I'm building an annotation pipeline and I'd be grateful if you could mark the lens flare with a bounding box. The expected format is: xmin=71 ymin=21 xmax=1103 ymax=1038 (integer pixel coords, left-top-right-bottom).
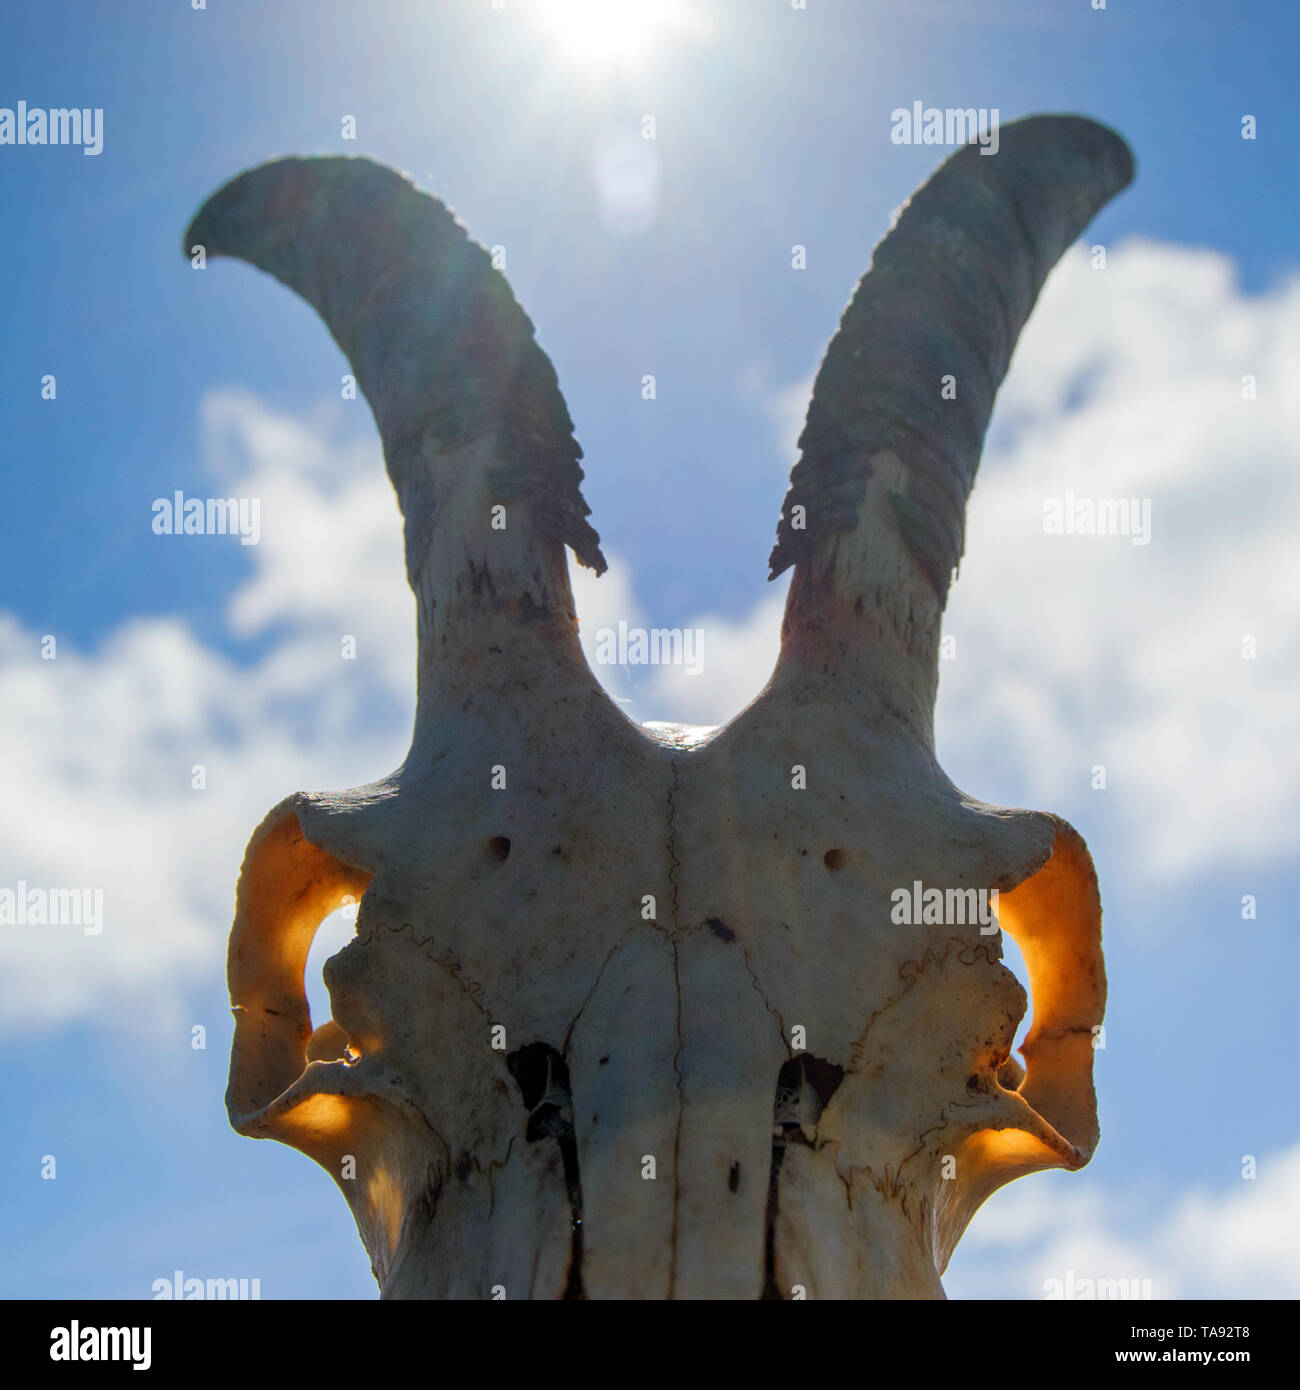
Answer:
xmin=537 ymin=0 xmax=690 ymax=64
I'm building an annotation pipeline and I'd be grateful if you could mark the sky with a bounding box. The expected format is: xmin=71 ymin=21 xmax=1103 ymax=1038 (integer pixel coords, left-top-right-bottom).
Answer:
xmin=1 ymin=0 xmax=1297 ymax=1300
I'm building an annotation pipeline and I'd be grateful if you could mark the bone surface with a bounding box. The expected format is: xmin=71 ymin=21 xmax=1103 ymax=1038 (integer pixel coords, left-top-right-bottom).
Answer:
xmin=189 ymin=114 xmax=1130 ymax=1299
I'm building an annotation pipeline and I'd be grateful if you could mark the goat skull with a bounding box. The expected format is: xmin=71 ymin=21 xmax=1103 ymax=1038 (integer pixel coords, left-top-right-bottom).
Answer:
xmin=189 ymin=114 xmax=1131 ymax=1298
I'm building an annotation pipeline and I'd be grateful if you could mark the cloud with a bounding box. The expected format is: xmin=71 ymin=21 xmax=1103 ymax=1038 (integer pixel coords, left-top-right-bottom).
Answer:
xmin=735 ymin=359 xmax=815 ymax=472
xmin=946 ymin=1141 xmax=1300 ymax=1300
xmin=636 ymin=587 xmax=787 ymax=727
xmin=764 ymin=238 xmax=1300 ymax=882
xmin=571 ymin=556 xmax=788 ymax=729
xmin=0 ymin=390 xmax=413 ymax=1033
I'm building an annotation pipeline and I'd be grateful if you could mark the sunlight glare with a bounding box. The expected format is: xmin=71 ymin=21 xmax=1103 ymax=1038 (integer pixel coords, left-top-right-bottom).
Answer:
xmin=538 ymin=0 xmax=690 ymax=65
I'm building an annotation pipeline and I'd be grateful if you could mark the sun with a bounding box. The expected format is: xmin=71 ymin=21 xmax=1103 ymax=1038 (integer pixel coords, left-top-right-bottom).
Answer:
xmin=537 ymin=0 xmax=690 ymax=65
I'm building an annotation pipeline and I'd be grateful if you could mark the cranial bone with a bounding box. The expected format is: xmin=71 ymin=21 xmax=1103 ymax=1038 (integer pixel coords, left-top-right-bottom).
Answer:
xmin=188 ymin=114 xmax=1131 ymax=1299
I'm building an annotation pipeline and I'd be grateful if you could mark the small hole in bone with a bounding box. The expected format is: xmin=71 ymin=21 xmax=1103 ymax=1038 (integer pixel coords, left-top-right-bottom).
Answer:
xmin=487 ymin=835 xmax=512 ymax=861
xmin=823 ymin=848 xmax=846 ymax=870
xmin=773 ymin=1053 xmax=845 ymax=1135
xmin=506 ymin=1042 xmax=572 ymax=1134
xmin=304 ymin=903 xmax=360 ymax=1035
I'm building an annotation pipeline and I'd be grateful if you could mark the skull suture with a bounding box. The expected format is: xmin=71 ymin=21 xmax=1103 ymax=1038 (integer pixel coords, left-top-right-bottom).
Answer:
xmin=192 ymin=114 xmax=1130 ymax=1299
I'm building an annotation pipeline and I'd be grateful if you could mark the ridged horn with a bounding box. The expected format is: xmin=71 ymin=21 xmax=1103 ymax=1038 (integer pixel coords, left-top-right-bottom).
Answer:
xmin=769 ymin=115 xmax=1133 ymax=603
xmin=184 ymin=155 xmax=606 ymax=583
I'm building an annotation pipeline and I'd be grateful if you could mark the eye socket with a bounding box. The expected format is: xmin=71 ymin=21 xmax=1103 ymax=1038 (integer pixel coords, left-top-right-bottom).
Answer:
xmin=487 ymin=836 xmax=512 ymax=861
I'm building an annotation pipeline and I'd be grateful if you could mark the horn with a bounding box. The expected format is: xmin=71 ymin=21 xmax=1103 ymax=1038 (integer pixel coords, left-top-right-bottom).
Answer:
xmin=767 ymin=115 xmax=1133 ymax=738
xmin=185 ymin=156 xmax=606 ymax=696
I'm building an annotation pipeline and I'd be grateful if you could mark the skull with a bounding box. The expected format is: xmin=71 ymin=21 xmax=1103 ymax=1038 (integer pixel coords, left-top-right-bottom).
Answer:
xmin=192 ymin=114 xmax=1130 ymax=1298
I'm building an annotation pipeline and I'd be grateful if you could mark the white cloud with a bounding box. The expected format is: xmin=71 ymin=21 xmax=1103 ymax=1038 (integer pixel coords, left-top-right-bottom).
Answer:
xmin=0 ymin=391 xmax=413 ymax=1033
xmin=764 ymin=239 xmax=1300 ymax=881
xmin=570 ymin=549 xmax=648 ymax=720
xmin=946 ymin=1141 xmax=1300 ymax=1300
xmin=974 ymin=243 xmax=1299 ymax=876
xmin=637 ymin=587 xmax=786 ymax=727
xmin=735 ymin=359 xmax=814 ymax=471
xmin=572 ymin=555 xmax=788 ymax=729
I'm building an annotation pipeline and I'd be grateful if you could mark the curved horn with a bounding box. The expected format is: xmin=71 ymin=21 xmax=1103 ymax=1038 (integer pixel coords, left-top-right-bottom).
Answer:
xmin=185 ymin=157 xmax=605 ymax=695
xmin=186 ymin=155 xmax=604 ymax=577
xmin=766 ymin=116 xmax=1132 ymax=734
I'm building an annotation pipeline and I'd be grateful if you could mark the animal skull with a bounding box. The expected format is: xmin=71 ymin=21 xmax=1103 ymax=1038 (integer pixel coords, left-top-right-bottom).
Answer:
xmin=190 ymin=114 xmax=1131 ymax=1299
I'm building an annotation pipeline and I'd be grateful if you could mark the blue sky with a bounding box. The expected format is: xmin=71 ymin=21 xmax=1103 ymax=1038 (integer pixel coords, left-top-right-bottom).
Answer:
xmin=1 ymin=0 xmax=1297 ymax=1299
